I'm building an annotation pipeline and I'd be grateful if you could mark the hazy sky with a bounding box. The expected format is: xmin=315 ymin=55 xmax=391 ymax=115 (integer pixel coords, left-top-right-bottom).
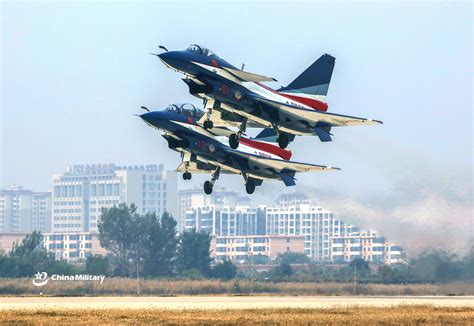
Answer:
xmin=1 ymin=1 xmax=472 ymax=250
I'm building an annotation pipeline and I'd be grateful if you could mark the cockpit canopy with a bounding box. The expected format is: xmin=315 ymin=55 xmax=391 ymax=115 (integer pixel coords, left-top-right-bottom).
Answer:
xmin=185 ymin=44 xmax=216 ymax=57
xmin=165 ymin=103 xmax=204 ymax=119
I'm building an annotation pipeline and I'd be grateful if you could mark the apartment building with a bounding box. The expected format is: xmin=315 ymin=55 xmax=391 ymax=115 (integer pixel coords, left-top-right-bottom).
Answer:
xmin=43 ymin=232 xmax=107 ymax=261
xmin=0 ymin=185 xmax=51 ymax=233
xmin=51 ymin=163 xmax=177 ymax=233
xmin=211 ymin=235 xmax=305 ymax=262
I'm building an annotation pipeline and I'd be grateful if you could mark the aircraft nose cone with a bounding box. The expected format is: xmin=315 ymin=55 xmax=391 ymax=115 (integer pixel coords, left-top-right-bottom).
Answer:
xmin=157 ymin=51 xmax=183 ymax=68
xmin=140 ymin=112 xmax=154 ymax=123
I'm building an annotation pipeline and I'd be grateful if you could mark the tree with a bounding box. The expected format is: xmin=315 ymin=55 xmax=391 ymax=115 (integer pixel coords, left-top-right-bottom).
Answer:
xmin=307 ymin=263 xmax=333 ymax=282
xmin=461 ymin=246 xmax=474 ymax=280
xmin=271 ymin=262 xmax=293 ymax=278
xmin=98 ymin=203 xmax=139 ymax=276
xmin=252 ymin=254 xmax=270 ymax=265
xmin=139 ymin=211 xmax=178 ymax=277
xmin=349 ymin=258 xmax=371 ymax=277
xmin=0 ymin=231 xmax=72 ymax=277
xmin=277 ymin=252 xmax=310 ymax=265
xmin=85 ymin=255 xmax=110 ymax=276
xmin=212 ymin=260 xmax=237 ymax=280
xmin=177 ymin=229 xmax=212 ymax=276
xmin=10 ymin=231 xmax=43 ymax=257
xmin=411 ymin=249 xmax=462 ymax=282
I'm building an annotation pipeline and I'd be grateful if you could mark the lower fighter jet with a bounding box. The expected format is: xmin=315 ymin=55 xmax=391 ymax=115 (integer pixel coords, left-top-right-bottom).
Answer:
xmin=139 ymin=103 xmax=339 ymax=194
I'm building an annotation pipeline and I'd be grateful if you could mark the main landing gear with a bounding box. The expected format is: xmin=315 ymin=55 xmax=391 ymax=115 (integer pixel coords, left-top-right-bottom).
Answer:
xmin=277 ymin=133 xmax=289 ymax=149
xmin=182 ymin=172 xmax=192 ymax=180
xmin=203 ymin=167 xmax=221 ymax=195
xmin=269 ymin=123 xmax=289 ymax=149
xmin=229 ymin=118 xmax=247 ymax=149
xmin=243 ymin=173 xmax=256 ymax=194
xmin=245 ymin=180 xmax=256 ymax=194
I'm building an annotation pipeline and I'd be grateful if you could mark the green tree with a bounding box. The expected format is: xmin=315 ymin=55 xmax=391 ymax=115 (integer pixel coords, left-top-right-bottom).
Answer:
xmin=461 ymin=246 xmax=474 ymax=280
xmin=271 ymin=262 xmax=293 ymax=278
xmin=0 ymin=231 xmax=70 ymax=277
xmin=307 ymin=263 xmax=333 ymax=282
xmin=277 ymin=252 xmax=310 ymax=265
xmin=376 ymin=264 xmax=410 ymax=284
xmin=411 ymin=249 xmax=462 ymax=282
xmin=177 ymin=229 xmax=212 ymax=276
xmin=139 ymin=211 xmax=178 ymax=277
xmin=252 ymin=254 xmax=270 ymax=265
xmin=85 ymin=255 xmax=110 ymax=276
xmin=98 ymin=203 xmax=139 ymax=276
xmin=336 ymin=258 xmax=371 ymax=282
xmin=10 ymin=231 xmax=43 ymax=257
xmin=212 ymin=259 xmax=237 ymax=280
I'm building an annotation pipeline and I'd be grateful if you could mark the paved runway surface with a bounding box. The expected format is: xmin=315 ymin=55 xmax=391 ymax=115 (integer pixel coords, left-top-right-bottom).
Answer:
xmin=1 ymin=296 xmax=473 ymax=310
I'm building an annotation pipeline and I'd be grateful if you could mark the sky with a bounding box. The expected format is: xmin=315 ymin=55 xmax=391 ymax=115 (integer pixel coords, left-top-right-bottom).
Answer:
xmin=1 ymin=1 xmax=472 ymax=252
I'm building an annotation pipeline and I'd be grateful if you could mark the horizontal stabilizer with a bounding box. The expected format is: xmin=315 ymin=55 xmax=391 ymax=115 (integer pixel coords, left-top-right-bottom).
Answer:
xmin=279 ymin=169 xmax=296 ymax=186
xmin=314 ymin=127 xmax=332 ymax=142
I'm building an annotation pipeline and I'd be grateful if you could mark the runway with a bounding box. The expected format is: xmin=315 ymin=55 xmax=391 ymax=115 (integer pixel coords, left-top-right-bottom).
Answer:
xmin=1 ymin=296 xmax=473 ymax=310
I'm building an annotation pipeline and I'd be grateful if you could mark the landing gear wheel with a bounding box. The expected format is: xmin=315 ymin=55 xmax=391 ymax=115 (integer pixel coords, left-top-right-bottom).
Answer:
xmin=229 ymin=133 xmax=240 ymax=149
xmin=245 ymin=181 xmax=256 ymax=194
xmin=204 ymin=181 xmax=213 ymax=194
xmin=203 ymin=120 xmax=214 ymax=129
xmin=278 ymin=133 xmax=289 ymax=149
xmin=182 ymin=172 xmax=192 ymax=180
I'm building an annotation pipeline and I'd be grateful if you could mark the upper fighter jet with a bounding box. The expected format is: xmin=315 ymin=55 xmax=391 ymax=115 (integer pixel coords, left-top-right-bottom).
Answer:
xmin=140 ymin=103 xmax=339 ymax=194
xmin=155 ymin=44 xmax=382 ymax=149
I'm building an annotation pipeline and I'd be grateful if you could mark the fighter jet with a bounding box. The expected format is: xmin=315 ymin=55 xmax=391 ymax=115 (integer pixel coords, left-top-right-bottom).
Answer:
xmin=139 ymin=103 xmax=339 ymax=194
xmin=155 ymin=44 xmax=382 ymax=149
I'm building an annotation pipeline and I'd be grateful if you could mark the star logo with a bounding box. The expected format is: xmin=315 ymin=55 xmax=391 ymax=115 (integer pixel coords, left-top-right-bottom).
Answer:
xmin=32 ymin=271 xmax=49 ymax=287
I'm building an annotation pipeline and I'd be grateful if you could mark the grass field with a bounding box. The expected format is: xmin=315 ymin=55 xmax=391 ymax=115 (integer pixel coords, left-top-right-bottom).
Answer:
xmin=1 ymin=278 xmax=473 ymax=296
xmin=1 ymin=306 xmax=473 ymax=324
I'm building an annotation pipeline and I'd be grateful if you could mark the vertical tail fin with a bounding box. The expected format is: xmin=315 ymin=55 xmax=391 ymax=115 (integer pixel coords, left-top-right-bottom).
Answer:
xmin=278 ymin=54 xmax=335 ymax=110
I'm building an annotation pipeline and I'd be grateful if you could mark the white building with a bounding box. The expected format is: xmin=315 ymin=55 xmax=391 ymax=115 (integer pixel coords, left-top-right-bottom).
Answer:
xmin=211 ymin=235 xmax=305 ymax=262
xmin=177 ymin=186 xmax=250 ymax=232
xmin=0 ymin=185 xmax=51 ymax=233
xmin=267 ymin=194 xmax=405 ymax=264
xmin=51 ymin=164 xmax=177 ymax=233
xmin=266 ymin=203 xmax=356 ymax=261
xmin=185 ymin=204 xmax=266 ymax=236
xmin=329 ymin=231 xmax=405 ymax=264
xmin=43 ymin=232 xmax=107 ymax=261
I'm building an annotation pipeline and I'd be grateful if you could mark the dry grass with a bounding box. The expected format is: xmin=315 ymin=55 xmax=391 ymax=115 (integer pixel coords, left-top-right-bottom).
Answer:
xmin=1 ymin=306 xmax=473 ymax=324
xmin=1 ymin=278 xmax=473 ymax=296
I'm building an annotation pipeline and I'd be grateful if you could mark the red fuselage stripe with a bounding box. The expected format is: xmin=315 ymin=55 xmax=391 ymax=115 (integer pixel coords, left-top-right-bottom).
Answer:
xmin=255 ymin=82 xmax=328 ymax=112
xmin=239 ymin=138 xmax=292 ymax=160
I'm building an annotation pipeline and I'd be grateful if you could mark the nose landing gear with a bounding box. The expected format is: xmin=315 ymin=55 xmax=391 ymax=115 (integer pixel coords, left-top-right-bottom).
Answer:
xmin=203 ymin=167 xmax=221 ymax=195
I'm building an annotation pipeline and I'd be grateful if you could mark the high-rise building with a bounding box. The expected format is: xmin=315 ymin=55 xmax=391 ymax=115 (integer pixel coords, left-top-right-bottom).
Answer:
xmin=177 ymin=186 xmax=250 ymax=232
xmin=51 ymin=164 xmax=177 ymax=233
xmin=266 ymin=202 xmax=356 ymax=261
xmin=184 ymin=191 xmax=405 ymax=265
xmin=0 ymin=185 xmax=51 ymax=233
xmin=185 ymin=204 xmax=266 ymax=236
